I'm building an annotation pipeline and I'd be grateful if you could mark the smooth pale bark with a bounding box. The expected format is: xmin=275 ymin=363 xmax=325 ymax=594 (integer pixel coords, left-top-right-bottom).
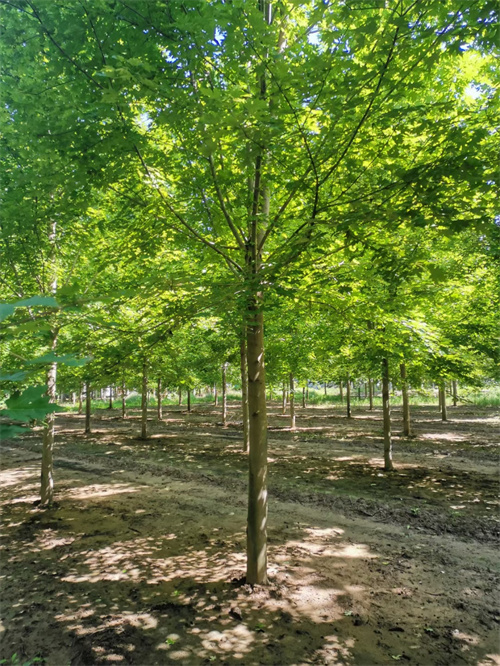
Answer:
xmin=85 ymin=382 xmax=91 ymax=434
xmin=346 ymin=375 xmax=351 ymax=418
xmin=187 ymin=388 xmax=191 ymax=413
xmin=281 ymin=381 xmax=287 ymax=415
xmin=222 ymin=363 xmax=227 ymax=426
xmin=339 ymin=380 xmax=343 ymax=404
xmin=382 ymin=358 xmax=394 ymax=471
xmin=439 ymin=384 xmax=447 ymax=421
xmin=438 ymin=386 xmax=442 ymax=410
xmin=214 ymin=384 xmax=218 ymax=407
xmin=246 ymin=304 xmax=268 ymax=585
xmin=78 ymin=384 xmax=83 ymax=415
xmin=121 ymin=381 xmax=127 ymax=419
xmin=178 ymin=387 xmax=182 ymax=406
xmin=452 ymin=380 xmax=458 ymax=407
xmin=40 ymin=331 xmax=57 ymax=506
xmin=240 ymin=338 xmax=250 ymax=452
xmin=400 ymin=362 xmax=411 ymax=437
xmin=157 ymin=378 xmax=162 ymax=420
xmin=141 ymin=363 xmax=148 ymax=439
xmin=289 ymin=373 xmax=295 ymax=430
xmin=302 ymin=386 xmax=306 ymax=409
xmin=368 ymin=379 xmax=374 ymax=410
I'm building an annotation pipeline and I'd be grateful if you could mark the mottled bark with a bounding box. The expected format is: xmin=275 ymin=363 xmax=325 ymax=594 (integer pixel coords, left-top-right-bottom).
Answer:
xmin=240 ymin=338 xmax=250 ymax=452
xmin=40 ymin=330 xmax=57 ymax=505
xmin=339 ymin=380 xmax=343 ymax=404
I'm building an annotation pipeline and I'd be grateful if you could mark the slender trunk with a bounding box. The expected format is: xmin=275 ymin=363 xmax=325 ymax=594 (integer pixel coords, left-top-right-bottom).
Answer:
xmin=78 ymin=383 xmax=83 ymax=415
xmin=440 ymin=383 xmax=447 ymax=421
xmin=85 ymin=381 xmax=91 ymax=434
xmin=246 ymin=304 xmax=268 ymax=585
xmin=222 ymin=363 xmax=227 ymax=426
xmin=324 ymin=382 xmax=327 ymax=396
xmin=400 ymin=362 xmax=411 ymax=437
xmin=368 ymin=378 xmax=374 ymax=410
xmin=141 ymin=363 xmax=148 ymax=439
xmin=382 ymin=358 xmax=394 ymax=471
xmin=40 ymin=330 xmax=57 ymax=505
xmin=121 ymin=380 xmax=126 ymax=419
xmin=438 ymin=386 xmax=442 ymax=410
xmin=306 ymin=386 xmax=309 ymax=400
xmin=108 ymin=388 xmax=113 ymax=409
xmin=187 ymin=388 xmax=191 ymax=413
xmin=214 ymin=384 xmax=218 ymax=407
xmin=452 ymin=380 xmax=458 ymax=407
xmin=178 ymin=387 xmax=182 ymax=406
xmin=357 ymin=385 xmax=361 ymax=400
xmin=364 ymin=382 xmax=368 ymax=399
xmin=346 ymin=375 xmax=351 ymax=418
xmin=240 ymin=337 xmax=250 ymax=452
xmin=281 ymin=381 xmax=287 ymax=415
xmin=157 ymin=378 xmax=162 ymax=420
xmin=339 ymin=380 xmax=343 ymax=404
xmin=289 ymin=372 xmax=295 ymax=430
xmin=302 ymin=386 xmax=306 ymax=409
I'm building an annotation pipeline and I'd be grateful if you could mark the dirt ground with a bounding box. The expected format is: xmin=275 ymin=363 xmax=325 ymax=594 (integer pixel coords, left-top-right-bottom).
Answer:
xmin=1 ymin=401 xmax=499 ymax=665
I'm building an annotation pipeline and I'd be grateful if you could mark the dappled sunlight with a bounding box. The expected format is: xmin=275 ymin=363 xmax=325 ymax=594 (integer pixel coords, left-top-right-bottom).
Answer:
xmin=63 ymin=483 xmax=143 ymax=501
xmin=0 ymin=465 xmax=38 ymax=489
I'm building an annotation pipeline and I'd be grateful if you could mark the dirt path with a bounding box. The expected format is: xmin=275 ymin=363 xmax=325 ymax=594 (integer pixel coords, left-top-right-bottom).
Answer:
xmin=1 ymin=404 xmax=499 ymax=665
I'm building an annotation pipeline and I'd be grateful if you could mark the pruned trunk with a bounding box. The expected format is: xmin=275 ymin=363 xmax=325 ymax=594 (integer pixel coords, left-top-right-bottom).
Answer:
xmin=440 ymin=383 xmax=447 ymax=421
xmin=324 ymin=382 xmax=327 ymax=396
xmin=240 ymin=337 xmax=250 ymax=453
xmin=364 ymin=382 xmax=368 ymax=399
xmin=214 ymin=384 xmax=218 ymax=407
xmin=108 ymin=388 xmax=113 ymax=409
xmin=187 ymin=388 xmax=191 ymax=413
xmin=281 ymin=381 xmax=287 ymax=415
xmin=178 ymin=387 xmax=182 ymax=406
xmin=246 ymin=303 xmax=268 ymax=585
xmin=40 ymin=330 xmax=57 ymax=506
xmin=368 ymin=378 xmax=373 ymax=410
xmin=289 ymin=372 xmax=295 ymax=430
xmin=346 ymin=375 xmax=351 ymax=418
xmin=382 ymin=358 xmax=394 ymax=471
xmin=400 ymin=362 xmax=411 ymax=437
xmin=302 ymin=386 xmax=306 ymax=409
xmin=452 ymin=380 xmax=458 ymax=407
xmin=222 ymin=363 xmax=227 ymax=426
xmin=157 ymin=378 xmax=162 ymax=420
xmin=78 ymin=384 xmax=83 ymax=415
xmin=339 ymin=380 xmax=343 ymax=404
xmin=357 ymin=385 xmax=361 ymax=400
xmin=141 ymin=363 xmax=148 ymax=439
xmin=85 ymin=381 xmax=91 ymax=434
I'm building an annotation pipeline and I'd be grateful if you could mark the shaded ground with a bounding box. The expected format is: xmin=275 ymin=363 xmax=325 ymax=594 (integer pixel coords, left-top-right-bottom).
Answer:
xmin=1 ymin=402 xmax=499 ymax=665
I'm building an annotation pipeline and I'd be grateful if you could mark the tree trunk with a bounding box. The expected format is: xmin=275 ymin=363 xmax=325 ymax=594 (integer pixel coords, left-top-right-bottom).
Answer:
xmin=339 ymin=380 xmax=343 ymax=404
xmin=40 ymin=330 xmax=57 ymax=506
xmin=240 ymin=337 xmax=250 ymax=452
xmin=438 ymin=386 xmax=442 ymax=410
xmin=382 ymin=358 xmax=394 ymax=471
xmin=324 ymin=382 xmax=327 ymax=396
xmin=246 ymin=304 xmax=268 ymax=585
xmin=302 ymin=386 xmax=306 ymax=409
xmin=364 ymin=382 xmax=368 ymax=399
xmin=214 ymin=384 xmax=218 ymax=407
xmin=187 ymin=388 xmax=191 ymax=413
xmin=400 ymin=362 xmax=411 ymax=437
xmin=440 ymin=383 xmax=447 ymax=421
xmin=222 ymin=363 xmax=227 ymax=426
xmin=357 ymin=385 xmax=361 ymax=400
xmin=452 ymin=380 xmax=458 ymax=407
xmin=368 ymin=378 xmax=373 ymax=410
xmin=141 ymin=363 xmax=148 ymax=439
xmin=108 ymin=387 xmax=113 ymax=409
xmin=178 ymin=387 xmax=182 ymax=406
xmin=346 ymin=375 xmax=351 ymax=418
xmin=121 ymin=380 xmax=126 ymax=419
xmin=78 ymin=384 xmax=83 ymax=415
xmin=85 ymin=381 xmax=91 ymax=434
xmin=157 ymin=378 xmax=162 ymax=420
xmin=289 ymin=372 xmax=295 ymax=430
xmin=306 ymin=386 xmax=309 ymax=400
xmin=281 ymin=381 xmax=287 ymax=415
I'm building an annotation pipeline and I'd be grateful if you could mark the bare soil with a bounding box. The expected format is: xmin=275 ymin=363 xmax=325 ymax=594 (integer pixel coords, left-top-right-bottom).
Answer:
xmin=1 ymin=402 xmax=499 ymax=665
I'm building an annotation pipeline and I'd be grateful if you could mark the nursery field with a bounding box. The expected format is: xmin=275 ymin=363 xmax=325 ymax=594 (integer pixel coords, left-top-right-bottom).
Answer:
xmin=1 ymin=402 xmax=499 ymax=666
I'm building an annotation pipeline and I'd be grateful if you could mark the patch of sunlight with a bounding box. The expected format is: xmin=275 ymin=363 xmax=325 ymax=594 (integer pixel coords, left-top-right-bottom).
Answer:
xmin=421 ymin=432 xmax=466 ymax=442
xmin=64 ymin=483 xmax=142 ymax=500
xmin=452 ymin=630 xmax=480 ymax=646
xmin=451 ymin=505 xmax=466 ymax=510
xmin=304 ymin=527 xmax=345 ymax=539
xmin=478 ymin=655 xmax=500 ymax=666
xmin=35 ymin=530 xmax=76 ymax=550
xmin=311 ymin=635 xmax=355 ymax=662
xmin=56 ymin=609 xmax=158 ymax=637
xmin=0 ymin=466 xmax=38 ymax=487
xmin=199 ymin=624 xmax=255 ymax=656
xmin=326 ymin=473 xmax=343 ymax=481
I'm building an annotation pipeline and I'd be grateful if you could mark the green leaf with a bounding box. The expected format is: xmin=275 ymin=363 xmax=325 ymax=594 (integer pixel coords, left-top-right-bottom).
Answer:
xmin=0 ymin=371 xmax=27 ymax=381
xmin=4 ymin=386 xmax=59 ymax=423
xmin=26 ymin=353 xmax=90 ymax=367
